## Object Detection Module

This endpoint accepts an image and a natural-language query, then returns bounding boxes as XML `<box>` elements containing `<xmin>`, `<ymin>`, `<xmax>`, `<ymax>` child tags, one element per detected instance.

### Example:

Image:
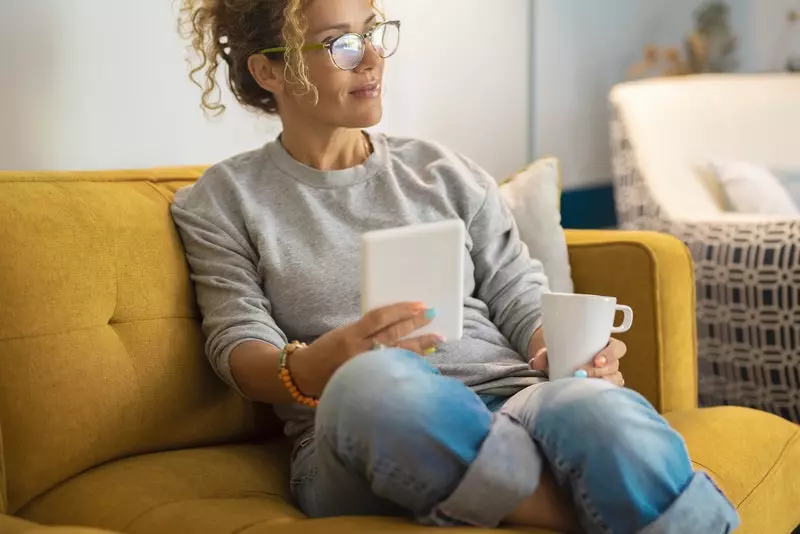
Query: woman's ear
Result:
<box><xmin>248</xmin><ymin>54</ymin><xmax>284</xmax><ymax>95</ymax></box>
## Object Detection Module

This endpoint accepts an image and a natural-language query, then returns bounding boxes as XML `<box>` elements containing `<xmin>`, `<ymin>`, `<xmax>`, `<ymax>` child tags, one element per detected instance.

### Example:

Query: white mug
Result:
<box><xmin>542</xmin><ymin>292</ymin><xmax>634</xmax><ymax>380</ymax></box>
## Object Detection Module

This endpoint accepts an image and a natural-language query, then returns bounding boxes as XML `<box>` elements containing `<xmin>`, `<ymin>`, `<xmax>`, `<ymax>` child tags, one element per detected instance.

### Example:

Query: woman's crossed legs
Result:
<box><xmin>290</xmin><ymin>349</ymin><xmax>739</xmax><ymax>533</ymax></box>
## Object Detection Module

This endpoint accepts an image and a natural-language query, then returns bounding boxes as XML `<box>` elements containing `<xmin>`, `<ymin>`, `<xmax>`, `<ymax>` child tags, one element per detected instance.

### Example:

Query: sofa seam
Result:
<box><xmin>688</xmin><ymin>460</ymin><xmax>723</xmax><ymax>482</ymax></box>
<box><xmin>735</xmin><ymin>431</ymin><xmax>799</xmax><ymax>509</ymax></box>
<box><xmin>0</xmin><ymin>167</ymin><xmax>207</xmax><ymax>185</ymax></box>
<box><xmin>683</xmin><ymin>242</ymin><xmax>699</xmax><ymax>403</ymax></box>
<box><xmin>145</xmin><ymin>181</ymin><xmax>174</xmax><ymax>204</ymax></box>
<box><xmin>108</xmin><ymin>316</ymin><xmax>198</xmax><ymax>326</ymax></box>
<box><xmin>0</xmin><ymin>177</ymin><xmax>193</xmax><ymax>184</ymax></box>
<box><xmin>121</xmin><ymin>492</ymin><xmax>286</xmax><ymax>532</ymax></box>
<box><xmin>0</xmin><ymin>317</ymin><xmax>197</xmax><ymax>343</ymax></box>
<box><xmin>230</xmin><ymin>513</ymin><xmax>301</xmax><ymax>534</ymax></box>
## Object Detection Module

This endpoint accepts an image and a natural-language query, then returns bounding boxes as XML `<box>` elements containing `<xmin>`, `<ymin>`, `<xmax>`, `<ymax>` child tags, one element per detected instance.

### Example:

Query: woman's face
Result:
<box><xmin>274</xmin><ymin>0</ymin><xmax>385</xmax><ymax>129</ymax></box>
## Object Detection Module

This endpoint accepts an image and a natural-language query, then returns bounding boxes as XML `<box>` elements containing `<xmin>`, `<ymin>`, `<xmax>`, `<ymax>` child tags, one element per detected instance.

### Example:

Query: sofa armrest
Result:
<box><xmin>565</xmin><ymin>230</ymin><xmax>697</xmax><ymax>414</ymax></box>
<box><xmin>0</xmin><ymin>515</ymin><xmax>120</xmax><ymax>534</ymax></box>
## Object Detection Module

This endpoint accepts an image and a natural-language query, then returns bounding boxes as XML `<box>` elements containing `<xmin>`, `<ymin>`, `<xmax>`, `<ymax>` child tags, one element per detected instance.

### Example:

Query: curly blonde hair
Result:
<box><xmin>179</xmin><ymin>0</ymin><xmax>314</xmax><ymax>116</ymax></box>
<box><xmin>179</xmin><ymin>0</ymin><xmax>379</xmax><ymax>116</ymax></box>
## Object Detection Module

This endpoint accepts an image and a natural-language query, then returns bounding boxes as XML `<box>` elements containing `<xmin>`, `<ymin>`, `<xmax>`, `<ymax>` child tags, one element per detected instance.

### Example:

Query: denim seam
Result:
<box><xmin>290</xmin><ymin>467</ymin><xmax>318</xmax><ymax>486</ymax></box>
<box><xmin>320</xmin><ymin>429</ymin><xmax>445</xmax><ymax>516</ymax></box>
<box><xmin>290</xmin><ymin>437</ymin><xmax>318</xmax><ymax>488</ymax></box>
<box><xmin>342</xmin><ymin>435</ymin><xmax>444</xmax><ymax>507</ymax></box>
<box><xmin>428</xmin><ymin>508</ymin><xmax>468</xmax><ymax>527</ymax></box>
<box><xmin>533</xmin><ymin>429</ymin><xmax>613</xmax><ymax>534</ymax></box>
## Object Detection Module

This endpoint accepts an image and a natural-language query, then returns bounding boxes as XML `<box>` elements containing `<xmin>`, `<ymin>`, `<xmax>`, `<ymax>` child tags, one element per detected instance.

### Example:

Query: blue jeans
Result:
<box><xmin>291</xmin><ymin>349</ymin><xmax>740</xmax><ymax>533</ymax></box>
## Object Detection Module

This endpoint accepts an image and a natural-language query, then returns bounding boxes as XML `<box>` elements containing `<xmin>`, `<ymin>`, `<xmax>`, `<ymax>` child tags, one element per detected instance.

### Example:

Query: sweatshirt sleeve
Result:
<box><xmin>170</xmin><ymin>186</ymin><xmax>287</xmax><ymax>396</ymax></box>
<box><xmin>465</xmin><ymin>160</ymin><xmax>550</xmax><ymax>359</ymax></box>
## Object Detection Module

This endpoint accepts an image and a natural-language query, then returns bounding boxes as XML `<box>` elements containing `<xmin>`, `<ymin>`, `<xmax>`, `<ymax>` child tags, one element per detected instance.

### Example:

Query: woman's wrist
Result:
<box><xmin>527</xmin><ymin>327</ymin><xmax>546</xmax><ymax>363</ymax></box>
<box><xmin>286</xmin><ymin>346</ymin><xmax>324</xmax><ymax>398</ymax></box>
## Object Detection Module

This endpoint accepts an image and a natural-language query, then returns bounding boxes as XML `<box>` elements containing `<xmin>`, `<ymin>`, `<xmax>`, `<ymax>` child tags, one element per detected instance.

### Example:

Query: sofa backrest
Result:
<box><xmin>611</xmin><ymin>74</ymin><xmax>800</xmax><ymax>221</ymax></box>
<box><xmin>0</xmin><ymin>168</ymin><xmax>276</xmax><ymax>513</ymax></box>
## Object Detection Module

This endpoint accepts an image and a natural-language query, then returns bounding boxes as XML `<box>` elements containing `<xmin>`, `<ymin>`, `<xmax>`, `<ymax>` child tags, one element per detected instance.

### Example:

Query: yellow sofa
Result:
<box><xmin>0</xmin><ymin>167</ymin><xmax>797</xmax><ymax>534</ymax></box>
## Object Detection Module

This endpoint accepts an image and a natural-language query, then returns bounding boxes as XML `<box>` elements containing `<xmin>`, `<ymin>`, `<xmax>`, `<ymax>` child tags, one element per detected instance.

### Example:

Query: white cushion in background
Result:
<box><xmin>774</xmin><ymin>169</ymin><xmax>800</xmax><ymax>210</ymax></box>
<box><xmin>500</xmin><ymin>157</ymin><xmax>574</xmax><ymax>293</ymax></box>
<box><xmin>708</xmin><ymin>161</ymin><xmax>800</xmax><ymax>216</ymax></box>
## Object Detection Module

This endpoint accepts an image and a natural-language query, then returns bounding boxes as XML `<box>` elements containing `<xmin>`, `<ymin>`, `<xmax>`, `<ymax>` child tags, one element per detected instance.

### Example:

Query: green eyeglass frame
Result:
<box><xmin>256</xmin><ymin>20</ymin><xmax>401</xmax><ymax>71</ymax></box>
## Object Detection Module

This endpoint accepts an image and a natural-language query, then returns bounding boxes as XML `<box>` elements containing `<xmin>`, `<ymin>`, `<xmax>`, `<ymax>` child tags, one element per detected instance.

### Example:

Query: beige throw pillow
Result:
<box><xmin>500</xmin><ymin>158</ymin><xmax>574</xmax><ymax>293</ymax></box>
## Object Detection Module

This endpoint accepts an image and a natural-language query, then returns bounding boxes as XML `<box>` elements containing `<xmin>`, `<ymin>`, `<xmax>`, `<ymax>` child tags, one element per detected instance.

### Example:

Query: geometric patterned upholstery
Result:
<box><xmin>610</xmin><ymin>107</ymin><xmax>800</xmax><ymax>423</ymax></box>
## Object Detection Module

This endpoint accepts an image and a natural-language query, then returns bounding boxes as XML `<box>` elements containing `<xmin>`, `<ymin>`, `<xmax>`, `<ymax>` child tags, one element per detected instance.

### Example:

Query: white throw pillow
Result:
<box><xmin>774</xmin><ymin>169</ymin><xmax>800</xmax><ymax>211</ymax></box>
<box><xmin>500</xmin><ymin>157</ymin><xmax>574</xmax><ymax>293</ymax></box>
<box><xmin>709</xmin><ymin>161</ymin><xmax>800</xmax><ymax>215</ymax></box>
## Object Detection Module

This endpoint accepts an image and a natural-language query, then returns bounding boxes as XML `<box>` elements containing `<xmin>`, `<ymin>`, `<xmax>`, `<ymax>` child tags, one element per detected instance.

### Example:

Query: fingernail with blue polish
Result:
<box><xmin>574</xmin><ymin>369</ymin><xmax>589</xmax><ymax>379</ymax></box>
<box><xmin>424</xmin><ymin>308</ymin><xmax>437</xmax><ymax>320</ymax></box>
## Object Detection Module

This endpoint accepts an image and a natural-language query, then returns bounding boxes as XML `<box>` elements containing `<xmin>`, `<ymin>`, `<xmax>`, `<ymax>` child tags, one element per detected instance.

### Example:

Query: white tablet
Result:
<box><xmin>361</xmin><ymin>220</ymin><xmax>465</xmax><ymax>341</ymax></box>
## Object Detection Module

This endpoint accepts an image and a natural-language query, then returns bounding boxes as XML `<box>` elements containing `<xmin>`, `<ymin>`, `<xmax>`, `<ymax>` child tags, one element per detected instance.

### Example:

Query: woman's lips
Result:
<box><xmin>351</xmin><ymin>82</ymin><xmax>381</xmax><ymax>98</ymax></box>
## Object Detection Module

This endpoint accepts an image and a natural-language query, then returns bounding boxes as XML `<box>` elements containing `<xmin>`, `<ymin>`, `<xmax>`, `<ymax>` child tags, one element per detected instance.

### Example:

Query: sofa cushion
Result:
<box><xmin>707</xmin><ymin>161</ymin><xmax>800</xmax><ymax>215</ymax></box>
<box><xmin>0</xmin><ymin>170</ymin><xmax>277</xmax><ymax>513</ymax></box>
<box><xmin>18</xmin><ymin>406</ymin><xmax>799</xmax><ymax>534</ymax></box>
<box><xmin>666</xmin><ymin>406</ymin><xmax>800</xmax><ymax>534</ymax></box>
<box><xmin>14</xmin><ymin>440</ymin><xmax>551</xmax><ymax>534</ymax></box>
<box><xmin>775</xmin><ymin>167</ymin><xmax>800</xmax><ymax>210</ymax></box>
<box><xmin>18</xmin><ymin>441</ymin><xmax>301</xmax><ymax>534</ymax></box>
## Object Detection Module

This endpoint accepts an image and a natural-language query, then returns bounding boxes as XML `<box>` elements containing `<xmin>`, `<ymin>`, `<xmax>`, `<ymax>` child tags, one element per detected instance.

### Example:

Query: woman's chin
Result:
<box><xmin>343</xmin><ymin>105</ymin><xmax>383</xmax><ymax>129</ymax></box>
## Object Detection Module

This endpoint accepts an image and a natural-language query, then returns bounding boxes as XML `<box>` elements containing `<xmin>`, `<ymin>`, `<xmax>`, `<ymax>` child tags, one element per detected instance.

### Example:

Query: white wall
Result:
<box><xmin>742</xmin><ymin>0</ymin><xmax>800</xmax><ymax>71</ymax></box>
<box><xmin>0</xmin><ymin>0</ymin><xmax>531</xmax><ymax>180</ymax></box>
<box><xmin>532</xmin><ymin>0</ymin><xmax>798</xmax><ymax>191</ymax></box>
<box><xmin>0</xmin><ymin>0</ymin><xmax>280</xmax><ymax>172</ymax></box>
<box><xmin>380</xmin><ymin>0</ymin><xmax>531</xmax><ymax>179</ymax></box>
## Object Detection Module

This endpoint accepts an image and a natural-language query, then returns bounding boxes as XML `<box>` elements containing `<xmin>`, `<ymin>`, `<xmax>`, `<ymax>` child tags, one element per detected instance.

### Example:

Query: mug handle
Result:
<box><xmin>611</xmin><ymin>305</ymin><xmax>634</xmax><ymax>334</ymax></box>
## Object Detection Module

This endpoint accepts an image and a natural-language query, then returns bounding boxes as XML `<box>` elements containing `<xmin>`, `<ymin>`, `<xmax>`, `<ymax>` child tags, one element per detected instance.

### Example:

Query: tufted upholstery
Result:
<box><xmin>0</xmin><ymin>169</ymin><xmax>278</xmax><ymax>513</ymax></box>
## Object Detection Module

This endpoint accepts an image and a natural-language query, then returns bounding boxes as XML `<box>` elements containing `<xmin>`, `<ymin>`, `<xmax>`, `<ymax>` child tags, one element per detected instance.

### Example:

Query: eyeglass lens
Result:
<box><xmin>330</xmin><ymin>22</ymin><xmax>400</xmax><ymax>70</ymax></box>
<box><xmin>371</xmin><ymin>23</ymin><xmax>400</xmax><ymax>58</ymax></box>
<box><xmin>331</xmin><ymin>33</ymin><xmax>364</xmax><ymax>70</ymax></box>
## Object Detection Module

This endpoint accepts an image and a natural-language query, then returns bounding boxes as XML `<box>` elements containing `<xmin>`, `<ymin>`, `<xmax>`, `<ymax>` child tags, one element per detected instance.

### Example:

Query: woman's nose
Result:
<box><xmin>356</xmin><ymin>38</ymin><xmax>382</xmax><ymax>72</ymax></box>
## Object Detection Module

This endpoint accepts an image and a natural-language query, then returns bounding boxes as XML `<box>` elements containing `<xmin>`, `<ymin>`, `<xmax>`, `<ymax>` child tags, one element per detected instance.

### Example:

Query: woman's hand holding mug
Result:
<box><xmin>529</xmin><ymin>293</ymin><xmax>633</xmax><ymax>387</ymax></box>
<box><xmin>530</xmin><ymin>338</ymin><xmax>627</xmax><ymax>387</ymax></box>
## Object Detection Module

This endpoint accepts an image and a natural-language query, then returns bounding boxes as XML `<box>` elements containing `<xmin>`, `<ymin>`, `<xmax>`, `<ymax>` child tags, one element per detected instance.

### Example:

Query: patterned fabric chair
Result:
<box><xmin>609</xmin><ymin>74</ymin><xmax>800</xmax><ymax>422</ymax></box>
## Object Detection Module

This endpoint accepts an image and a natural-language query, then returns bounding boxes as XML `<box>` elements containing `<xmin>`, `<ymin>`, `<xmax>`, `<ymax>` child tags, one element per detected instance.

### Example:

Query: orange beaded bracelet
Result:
<box><xmin>278</xmin><ymin>341</ymin><xmax>319</xmax><ymax>408</ymax></box>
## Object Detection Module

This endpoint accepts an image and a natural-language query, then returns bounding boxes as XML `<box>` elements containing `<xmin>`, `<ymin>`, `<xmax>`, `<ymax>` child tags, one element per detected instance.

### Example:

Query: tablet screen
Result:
<box><xmin>360</xmin><ymin>220</ymin><xmax>465</xmax><ymax>341</ymax></box>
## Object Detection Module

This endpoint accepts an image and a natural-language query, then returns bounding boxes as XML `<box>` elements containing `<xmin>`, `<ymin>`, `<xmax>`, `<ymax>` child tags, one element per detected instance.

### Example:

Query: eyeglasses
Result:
<box><xmin>257</xmin><ymin>20</ymin><xmax>401</xmax><ymax>71</ymax></box>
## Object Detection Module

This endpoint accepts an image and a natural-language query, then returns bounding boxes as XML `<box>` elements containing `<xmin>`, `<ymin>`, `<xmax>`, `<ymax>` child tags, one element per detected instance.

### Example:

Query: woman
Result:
<box><xmin>173</xmin><ymin>0</ymin><xmax>739</xmax><ymax>532</ymax></box>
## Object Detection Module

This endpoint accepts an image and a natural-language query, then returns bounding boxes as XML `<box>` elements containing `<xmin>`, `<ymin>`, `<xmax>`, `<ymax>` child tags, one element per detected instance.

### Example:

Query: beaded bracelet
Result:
<box><xmin>278</xmin><ymin>341</ymin><xmax>319</xmax><ymax>408</ymax></box>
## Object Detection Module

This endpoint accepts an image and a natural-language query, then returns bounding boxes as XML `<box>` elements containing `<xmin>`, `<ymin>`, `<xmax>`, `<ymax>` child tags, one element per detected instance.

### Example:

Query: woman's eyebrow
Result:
<box><xmin>313</xmin><ymin>14</ymin><xmax>377</xmax><ymax>35</ymax></box>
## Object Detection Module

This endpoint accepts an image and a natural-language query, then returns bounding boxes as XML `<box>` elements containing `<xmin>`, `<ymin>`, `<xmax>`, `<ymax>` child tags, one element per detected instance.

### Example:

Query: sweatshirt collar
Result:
<box><xmin>266</xmin><ymin>131</ymin><xmax>389</xmax><ymax>189</ymax></box>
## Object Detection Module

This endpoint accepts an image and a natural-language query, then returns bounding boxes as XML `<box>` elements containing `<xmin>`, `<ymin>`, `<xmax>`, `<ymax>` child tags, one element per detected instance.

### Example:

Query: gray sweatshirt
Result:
<box><xmin>171</xmin><ymin>132</ymin><xmax>548</xmax><ymax>439</ymax></box>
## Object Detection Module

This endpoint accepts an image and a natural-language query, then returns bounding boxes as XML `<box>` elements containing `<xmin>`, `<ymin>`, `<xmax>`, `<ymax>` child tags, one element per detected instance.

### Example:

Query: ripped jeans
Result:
<box><xmin>290</xmin><ymin>349</ymin><xmax>739</xmax><ymax>533</ymax></box>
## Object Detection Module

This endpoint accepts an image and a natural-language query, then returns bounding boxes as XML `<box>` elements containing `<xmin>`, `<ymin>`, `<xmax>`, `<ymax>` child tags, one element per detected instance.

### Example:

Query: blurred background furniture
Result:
<box><xmin>610</xmin><ymin>73</ymin><xmax>800</xmax><ymax>422</ymax></box>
